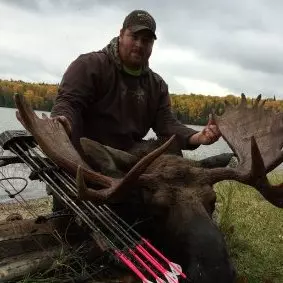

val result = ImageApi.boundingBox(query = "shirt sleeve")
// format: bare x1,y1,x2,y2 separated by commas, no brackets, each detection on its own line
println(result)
50,55,95,128
152,80,200,150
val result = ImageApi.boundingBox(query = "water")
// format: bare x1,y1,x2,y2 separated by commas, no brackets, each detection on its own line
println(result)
0,107,278,202
0,107,50,132
0,107,49,202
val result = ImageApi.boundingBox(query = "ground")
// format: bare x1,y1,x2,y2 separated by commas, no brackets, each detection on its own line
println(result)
0,196,53,221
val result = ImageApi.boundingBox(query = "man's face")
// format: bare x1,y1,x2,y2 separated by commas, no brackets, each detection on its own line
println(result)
119,28,155,69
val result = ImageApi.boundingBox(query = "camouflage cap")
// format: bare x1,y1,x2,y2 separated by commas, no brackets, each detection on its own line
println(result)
122,10,157,39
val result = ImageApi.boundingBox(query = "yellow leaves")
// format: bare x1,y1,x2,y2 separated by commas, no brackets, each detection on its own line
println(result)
2,79,283,118
170,93,283,125
0,79,58,111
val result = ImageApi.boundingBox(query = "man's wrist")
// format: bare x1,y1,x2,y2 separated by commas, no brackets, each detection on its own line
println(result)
189,132,201,145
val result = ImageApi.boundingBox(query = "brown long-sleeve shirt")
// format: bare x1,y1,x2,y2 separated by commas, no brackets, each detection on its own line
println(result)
51,38,199,152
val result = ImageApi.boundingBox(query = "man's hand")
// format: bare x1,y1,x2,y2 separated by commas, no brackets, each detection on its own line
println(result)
189,114,221,145
16,111,72,137
52,115,72,137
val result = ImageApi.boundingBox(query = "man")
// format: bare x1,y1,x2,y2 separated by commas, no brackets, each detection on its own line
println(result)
46,10,224,278
51,9,221,155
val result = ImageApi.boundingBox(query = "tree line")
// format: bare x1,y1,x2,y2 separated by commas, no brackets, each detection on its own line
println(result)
0,79,57,111
1,79,282,125
170,93,281,125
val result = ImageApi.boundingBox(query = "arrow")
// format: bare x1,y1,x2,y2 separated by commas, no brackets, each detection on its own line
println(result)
115,250,153,282
142,238,187,279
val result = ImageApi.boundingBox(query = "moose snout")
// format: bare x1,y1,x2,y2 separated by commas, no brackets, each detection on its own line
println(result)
183,216,236,283
159,210,236,283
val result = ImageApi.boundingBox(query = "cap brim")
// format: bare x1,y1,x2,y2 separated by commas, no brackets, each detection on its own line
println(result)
130,25,157,39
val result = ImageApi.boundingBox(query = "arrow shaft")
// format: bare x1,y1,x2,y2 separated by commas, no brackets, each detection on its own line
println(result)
115,250,148,282
129,249,162,281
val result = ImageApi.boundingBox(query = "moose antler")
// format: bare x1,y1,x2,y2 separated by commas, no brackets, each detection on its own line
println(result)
206,93,283,208
14,94,175,202
76,135,175,202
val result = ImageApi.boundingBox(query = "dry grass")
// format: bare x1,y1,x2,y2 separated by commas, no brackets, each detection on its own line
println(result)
0,196,53,221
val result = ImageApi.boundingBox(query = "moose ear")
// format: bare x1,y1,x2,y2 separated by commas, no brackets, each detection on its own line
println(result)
80,138,137,174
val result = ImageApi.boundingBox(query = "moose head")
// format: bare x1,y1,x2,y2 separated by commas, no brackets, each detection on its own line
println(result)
14,93,283,283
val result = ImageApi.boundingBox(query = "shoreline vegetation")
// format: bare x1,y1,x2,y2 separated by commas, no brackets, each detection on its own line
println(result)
0,172,282,282
1,78,283,126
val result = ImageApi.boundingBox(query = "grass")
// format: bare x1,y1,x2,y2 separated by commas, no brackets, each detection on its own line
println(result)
1,173,282,282
0,196,53,221
215,171,283,283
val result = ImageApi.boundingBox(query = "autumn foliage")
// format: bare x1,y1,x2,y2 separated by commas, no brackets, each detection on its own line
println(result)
0,79,57,111
1,79,283,125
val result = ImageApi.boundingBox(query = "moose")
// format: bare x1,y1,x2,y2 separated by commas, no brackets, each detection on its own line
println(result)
13,93,283,283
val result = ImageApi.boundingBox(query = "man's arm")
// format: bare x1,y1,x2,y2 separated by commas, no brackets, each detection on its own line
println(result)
152,81,221,150
50,55,95,135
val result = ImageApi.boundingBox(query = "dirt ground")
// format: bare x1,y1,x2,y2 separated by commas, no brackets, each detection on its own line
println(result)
0,196,53,221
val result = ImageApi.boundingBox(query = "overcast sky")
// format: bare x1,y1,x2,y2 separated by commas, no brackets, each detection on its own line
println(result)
1,0,283,98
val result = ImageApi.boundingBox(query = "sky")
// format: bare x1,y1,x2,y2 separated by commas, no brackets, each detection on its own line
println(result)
1,0,283,98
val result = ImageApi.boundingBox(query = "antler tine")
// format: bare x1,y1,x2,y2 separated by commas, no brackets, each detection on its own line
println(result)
76,165,108,201
250,137,283,207
239,93,248,108
14,93,39,132
76,135,176,203
258,98,267,109
252,94,261,108
76,165,118,202
250,136,266,178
